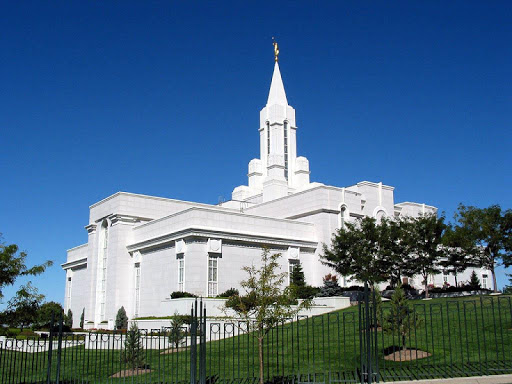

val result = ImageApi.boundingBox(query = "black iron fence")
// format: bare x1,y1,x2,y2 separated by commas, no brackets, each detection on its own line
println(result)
1,292,511,384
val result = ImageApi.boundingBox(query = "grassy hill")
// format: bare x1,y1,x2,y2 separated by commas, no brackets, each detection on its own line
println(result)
1,295,511,383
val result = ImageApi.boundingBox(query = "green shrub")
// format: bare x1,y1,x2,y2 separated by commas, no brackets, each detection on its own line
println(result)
170,291,197,299
217,288,239,298
115,306,128,330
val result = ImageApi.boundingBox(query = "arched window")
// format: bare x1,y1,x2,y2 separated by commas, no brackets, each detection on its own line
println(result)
339,205,349,228
97,220,109,321
375,210,386,224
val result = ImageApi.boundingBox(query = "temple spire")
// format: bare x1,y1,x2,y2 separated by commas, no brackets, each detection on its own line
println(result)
267,61,288,106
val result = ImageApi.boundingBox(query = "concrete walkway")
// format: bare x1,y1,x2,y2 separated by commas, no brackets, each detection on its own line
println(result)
385,374,512,384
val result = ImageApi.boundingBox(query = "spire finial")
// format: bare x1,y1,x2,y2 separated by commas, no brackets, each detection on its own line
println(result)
272,37,279,63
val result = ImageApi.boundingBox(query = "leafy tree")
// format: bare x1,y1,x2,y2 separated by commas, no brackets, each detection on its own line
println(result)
115,306,129,330
4,282,45,330
80,308,85,329
37,301,63,329
380,217,416,287
168,311,186,349
384,284,422,349
441,224,479,287
503,275,512,294
322,217,390,288
64,309,73,328
224,248,311,384
0,235,53,300
468,270,481,290
454,204,512,292
407,214,447,298
124,322,145,370
317,274,343,297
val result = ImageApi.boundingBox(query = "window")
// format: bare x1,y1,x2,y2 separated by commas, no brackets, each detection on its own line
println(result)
288,259,299,285
340,206,347,228
284,121,288,180
266,122,270,155
99,221,108,321
67,277,72,310
482,274,488,289
134,263,141,318
178,256,185,292
208,256,218,296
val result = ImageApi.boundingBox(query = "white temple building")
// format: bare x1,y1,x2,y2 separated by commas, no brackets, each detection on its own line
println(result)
62,52,489,328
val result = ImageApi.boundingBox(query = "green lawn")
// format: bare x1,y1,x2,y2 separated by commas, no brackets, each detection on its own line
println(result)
1,295,511,383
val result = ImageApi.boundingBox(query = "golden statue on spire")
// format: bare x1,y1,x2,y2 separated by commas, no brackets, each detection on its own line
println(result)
272,37,279,62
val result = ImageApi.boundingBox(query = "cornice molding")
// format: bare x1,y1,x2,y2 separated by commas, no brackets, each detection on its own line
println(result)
61,257,87,270
85,224,97,234
127,227,317,254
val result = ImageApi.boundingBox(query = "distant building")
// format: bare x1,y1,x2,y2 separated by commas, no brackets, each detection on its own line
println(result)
62,53,487,328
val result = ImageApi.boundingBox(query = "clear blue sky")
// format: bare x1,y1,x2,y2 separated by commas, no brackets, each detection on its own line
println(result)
1,1,511,306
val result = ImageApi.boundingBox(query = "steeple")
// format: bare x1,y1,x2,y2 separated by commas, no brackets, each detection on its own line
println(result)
267,62,288,106
231,42,311,204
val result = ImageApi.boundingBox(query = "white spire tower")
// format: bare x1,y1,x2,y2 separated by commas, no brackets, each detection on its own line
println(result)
231,41,310,203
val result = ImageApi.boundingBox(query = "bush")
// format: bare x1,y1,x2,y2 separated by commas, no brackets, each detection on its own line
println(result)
64,309,73,328
115,306,128,330
217,288,239,298
317,274,344,297
168,311,187,349
170,291,198,299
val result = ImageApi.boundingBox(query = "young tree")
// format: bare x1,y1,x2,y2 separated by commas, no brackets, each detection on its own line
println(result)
407,214,447,298
224,248,311,384
124,323,145,370
65,309,73,328
168,311,186,349
384,284,422,349
115,306,129,330
322,217,390,288
80,308,85,329
454,204,512,292
469,270,481,290
37,301,64,329
0,235,53,300
441,224,479,287
4,282,45,330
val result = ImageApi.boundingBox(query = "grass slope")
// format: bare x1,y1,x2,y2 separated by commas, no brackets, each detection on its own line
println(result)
1,295,511,383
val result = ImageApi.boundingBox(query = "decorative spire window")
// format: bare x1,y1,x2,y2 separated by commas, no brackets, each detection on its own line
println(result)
284,121,288,180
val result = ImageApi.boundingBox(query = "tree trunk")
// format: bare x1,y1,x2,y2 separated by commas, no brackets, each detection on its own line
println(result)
424,275,429,299
454,272,458,287
258,336,264,384
491,264,498,293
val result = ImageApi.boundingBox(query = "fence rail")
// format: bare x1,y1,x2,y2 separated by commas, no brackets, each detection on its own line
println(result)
1,294,511,384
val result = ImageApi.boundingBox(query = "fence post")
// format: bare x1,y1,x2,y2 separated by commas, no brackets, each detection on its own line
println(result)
55,313,64,383
46,314,55,384
190,299,197,384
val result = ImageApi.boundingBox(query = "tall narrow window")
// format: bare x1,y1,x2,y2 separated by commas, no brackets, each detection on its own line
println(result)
288,259,299,285
100,221,108,320
481,274,488,289
67,277,72,311
266,121,270,155
208,256,218,296
134,263,141,318
178,256,185,292
340,207,347,228
284,121,288,180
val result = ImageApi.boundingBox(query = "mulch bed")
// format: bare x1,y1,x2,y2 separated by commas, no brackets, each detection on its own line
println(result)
110,369,153,378
384,348,431,361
